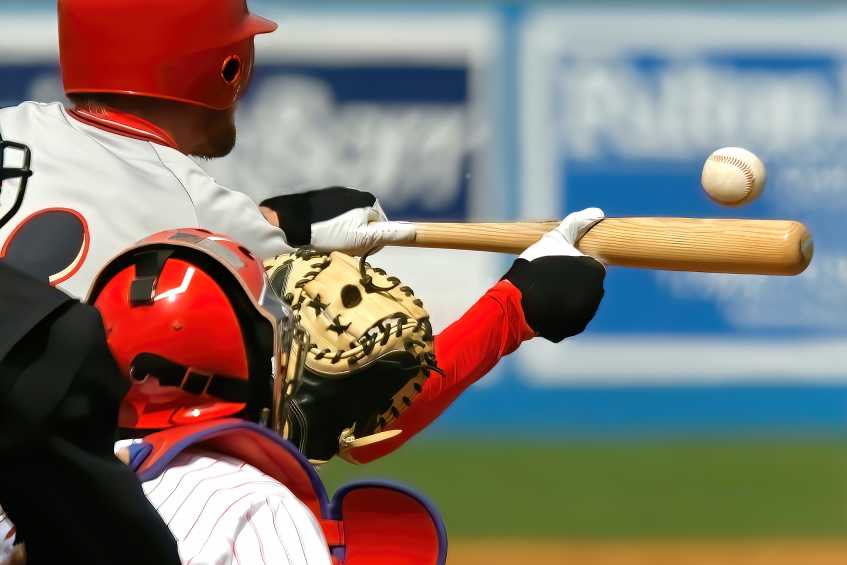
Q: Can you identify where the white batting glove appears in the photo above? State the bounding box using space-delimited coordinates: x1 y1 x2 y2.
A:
261 187 416 256
519 207 605 262
310 200 416 256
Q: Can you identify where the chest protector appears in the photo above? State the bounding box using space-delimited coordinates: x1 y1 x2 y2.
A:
129 419 447 565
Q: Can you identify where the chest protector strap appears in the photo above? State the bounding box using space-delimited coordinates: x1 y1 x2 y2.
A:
131 419 446 564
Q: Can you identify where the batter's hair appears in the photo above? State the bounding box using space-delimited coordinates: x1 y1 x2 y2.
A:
68 93 167 113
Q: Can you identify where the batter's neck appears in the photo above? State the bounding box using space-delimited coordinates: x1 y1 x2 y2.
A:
66 94 235 157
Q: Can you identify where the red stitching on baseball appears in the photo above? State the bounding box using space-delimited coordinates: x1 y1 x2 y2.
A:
709 154 755 191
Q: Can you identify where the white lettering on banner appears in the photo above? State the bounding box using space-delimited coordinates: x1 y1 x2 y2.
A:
557 63 837 160
551 60 847 333
203 77 472 210
518 8 847 383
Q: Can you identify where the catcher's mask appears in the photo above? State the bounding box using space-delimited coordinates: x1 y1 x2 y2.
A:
88 229 308 434
0 135 33 230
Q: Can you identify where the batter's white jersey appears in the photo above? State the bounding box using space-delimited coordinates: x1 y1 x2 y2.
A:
0 447 331 565
0 102 291 299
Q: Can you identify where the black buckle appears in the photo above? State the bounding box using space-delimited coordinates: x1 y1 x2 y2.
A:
181 370 214 396
0 139 33 230
130 353 248 402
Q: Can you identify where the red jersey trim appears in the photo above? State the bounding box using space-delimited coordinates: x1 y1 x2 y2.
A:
67 107 179 149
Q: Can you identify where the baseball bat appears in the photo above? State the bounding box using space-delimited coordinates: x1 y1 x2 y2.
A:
392 218 813 276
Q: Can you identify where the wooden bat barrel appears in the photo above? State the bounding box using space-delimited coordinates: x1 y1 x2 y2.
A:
402 218 813 276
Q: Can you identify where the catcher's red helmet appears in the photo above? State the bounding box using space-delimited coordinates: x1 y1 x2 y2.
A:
88 229 307 432
58 0 278 110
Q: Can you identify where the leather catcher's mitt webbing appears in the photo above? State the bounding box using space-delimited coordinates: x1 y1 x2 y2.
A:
265 248 439 463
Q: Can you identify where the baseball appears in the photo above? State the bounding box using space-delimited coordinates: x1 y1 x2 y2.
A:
700 147 767 207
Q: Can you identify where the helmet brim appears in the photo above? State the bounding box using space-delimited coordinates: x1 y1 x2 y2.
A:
245 14 279 36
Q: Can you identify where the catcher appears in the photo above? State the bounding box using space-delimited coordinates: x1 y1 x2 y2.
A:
105 200 602 551
102 209 602 561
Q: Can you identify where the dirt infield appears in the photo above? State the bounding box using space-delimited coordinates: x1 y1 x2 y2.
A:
448 540 847 565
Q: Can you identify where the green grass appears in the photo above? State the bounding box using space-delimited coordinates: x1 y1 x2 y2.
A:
318 438 847 539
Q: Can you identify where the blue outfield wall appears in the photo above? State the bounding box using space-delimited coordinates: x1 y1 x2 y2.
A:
425 384 847 438
0 2 845 437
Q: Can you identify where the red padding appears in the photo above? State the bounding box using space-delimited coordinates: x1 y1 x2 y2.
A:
138 420 327 518
200 432 323 517
340 488 440 565
321 519 344 547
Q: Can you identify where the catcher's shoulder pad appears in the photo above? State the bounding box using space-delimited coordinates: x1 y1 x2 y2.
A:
132 420 447 564
131 419 328 517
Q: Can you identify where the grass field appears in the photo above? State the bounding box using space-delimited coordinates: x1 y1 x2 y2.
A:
319 438 847 563
321 438 847 538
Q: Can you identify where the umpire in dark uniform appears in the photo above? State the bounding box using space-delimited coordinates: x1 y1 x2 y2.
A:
0 138 180 564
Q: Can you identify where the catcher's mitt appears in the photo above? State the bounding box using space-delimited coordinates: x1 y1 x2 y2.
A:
265 248 439 464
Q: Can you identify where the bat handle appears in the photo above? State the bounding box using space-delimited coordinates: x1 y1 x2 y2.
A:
409 221 557 254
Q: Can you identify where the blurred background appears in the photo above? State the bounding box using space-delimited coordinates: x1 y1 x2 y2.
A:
2 0 847 563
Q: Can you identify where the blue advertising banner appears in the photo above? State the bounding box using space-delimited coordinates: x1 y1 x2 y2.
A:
515 8 847 388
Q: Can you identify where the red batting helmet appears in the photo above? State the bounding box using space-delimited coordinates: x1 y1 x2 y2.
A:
58 0 278 110
88 229 308 432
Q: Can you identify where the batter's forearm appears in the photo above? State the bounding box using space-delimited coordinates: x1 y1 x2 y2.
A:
347 280 534 463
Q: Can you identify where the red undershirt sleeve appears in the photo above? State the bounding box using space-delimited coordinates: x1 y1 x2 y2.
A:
346 279 536 463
